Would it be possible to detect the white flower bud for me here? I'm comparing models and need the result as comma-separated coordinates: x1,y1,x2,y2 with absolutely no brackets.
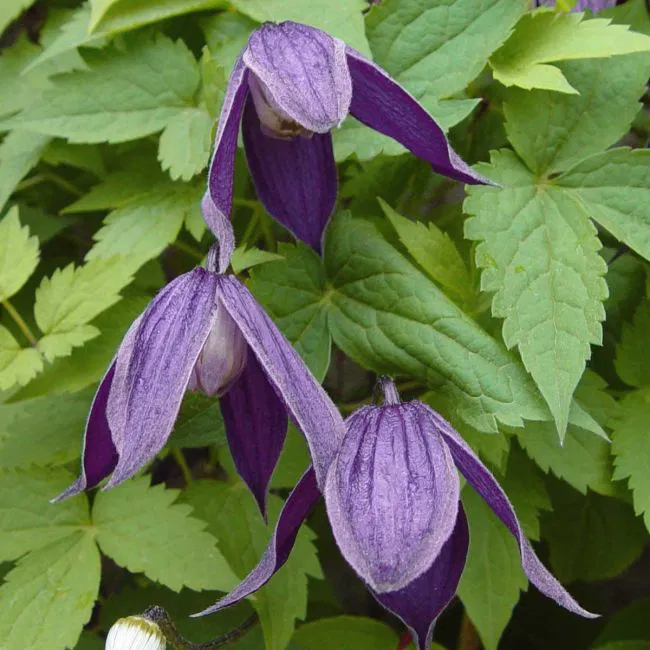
188,299,248,397
105,616,166,650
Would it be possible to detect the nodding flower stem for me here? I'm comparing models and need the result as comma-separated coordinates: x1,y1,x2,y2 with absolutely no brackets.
142,607,257,650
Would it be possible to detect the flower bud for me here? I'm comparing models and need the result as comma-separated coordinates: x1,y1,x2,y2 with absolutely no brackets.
105,616,166,650
188,299,248,396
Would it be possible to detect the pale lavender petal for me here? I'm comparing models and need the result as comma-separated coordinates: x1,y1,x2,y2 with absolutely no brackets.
52,363,118,501
345,48,496,187
242,97,336,251
206,56,249,272
243,21,352,134
536,0,616,10
194,467,320,616
216,275,344,487
220,352,288,517
324,403,460,593
105,270,220,488
373,506,469,650
431,407,598,618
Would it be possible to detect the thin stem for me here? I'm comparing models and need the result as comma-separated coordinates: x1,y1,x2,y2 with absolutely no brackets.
232,198,260,210
457,613,480,650
16,170,83,196
2,299,38,346
143,606,257,650
172,240,205,262
172,448,193,486
14,173,47,193
240,210,260,248
258,209,276,252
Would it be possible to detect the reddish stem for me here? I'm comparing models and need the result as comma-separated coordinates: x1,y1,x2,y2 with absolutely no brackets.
396,630,412,650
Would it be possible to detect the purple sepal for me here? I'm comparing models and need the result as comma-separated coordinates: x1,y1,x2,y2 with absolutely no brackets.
430,408,599,618
216,275,344,487
243,22,352,134
220,352,288,518
536,0,616,11
206,57,250,271
345,48,497,187
372,506,469,650
242,96,336,252
194,467,320,617
325,403,460,593
105,269,220,488
52,362,119,502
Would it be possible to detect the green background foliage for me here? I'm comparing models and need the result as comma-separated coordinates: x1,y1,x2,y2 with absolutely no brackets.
0,0,649,649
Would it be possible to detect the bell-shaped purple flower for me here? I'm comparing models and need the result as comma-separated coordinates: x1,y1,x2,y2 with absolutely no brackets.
197,378,596,649
536,0,618,11
205,20,494,263
55,245,344,517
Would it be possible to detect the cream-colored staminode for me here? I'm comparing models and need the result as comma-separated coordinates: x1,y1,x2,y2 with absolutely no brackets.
105,616,166,650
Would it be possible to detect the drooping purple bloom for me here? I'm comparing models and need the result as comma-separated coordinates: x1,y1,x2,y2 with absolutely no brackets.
196,378,596,649
54,245,344,517
535,0,618,11
205,20,494,264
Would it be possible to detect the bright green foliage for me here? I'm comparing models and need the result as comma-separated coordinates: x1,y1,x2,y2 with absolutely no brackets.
0,326,43,389
491,10,650,93
158,108,213,181
0,532,100,650
291,616,399,649
612,388,650,532
184,480,322,650
8,34,200,144
230,246,284,274
200,12,258,75
0,131,52,211
0,0,34,34
34,257,134,361
616,301,650,388
458,488,527,650
543,480,647,583
0,389,92,469
250,243,331,381
503,56,648,174
465,150,607,438
558,148,650,263
0,208,40,302
380,198,475,307
170,392,226,448
92,476,238,593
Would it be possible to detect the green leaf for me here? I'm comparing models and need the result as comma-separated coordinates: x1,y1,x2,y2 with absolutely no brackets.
380,198,475,306
366,0,526,101
573,369,622,432
15,295,148,398
0,326,43,390
230,246,284,275
597,643,650,650
93,476,238,592
503,55,649,175
200,12,258,76
170,392,226,449
0,130,52,212
458,487,526,650
500,444,551,541
184,480,322,650
42,140,106,177
616,300,650,388
464,150,607,438
595,597,650,648
291,616,399,649
517,420,616,496
325,211,593,434
612,388,650,532
0,207,40,301
0,0,34,34
158,108,213,181
490,10,650,93
0,389,93,469
34,257,134,362
271,424,311,489
557,148,650,263
75,631,104,650
0,532,100,650
8,34,200,144
543,479,646,583
249,243,331,381
85,181,204,269
0,467,89,562
231,0,370,56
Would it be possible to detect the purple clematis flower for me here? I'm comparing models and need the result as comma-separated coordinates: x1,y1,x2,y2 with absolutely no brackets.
535,0,618,11
205,20,494,269
54,244,344,516
196,378,596,649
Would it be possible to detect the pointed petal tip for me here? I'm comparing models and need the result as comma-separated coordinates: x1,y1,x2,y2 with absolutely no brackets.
50,478,85,504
